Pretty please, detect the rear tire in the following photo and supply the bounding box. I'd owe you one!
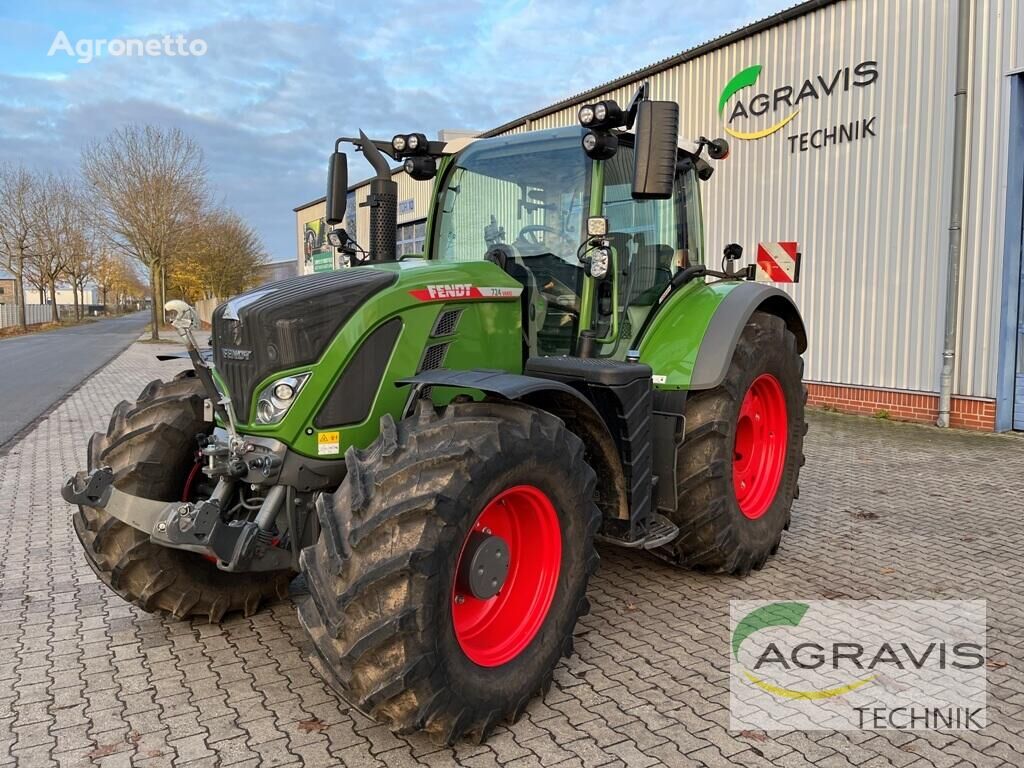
[665,312,806,575]
[72,373,293,622]
[298,401,600,743]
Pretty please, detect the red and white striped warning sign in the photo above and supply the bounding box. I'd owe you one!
[756,242,801,283]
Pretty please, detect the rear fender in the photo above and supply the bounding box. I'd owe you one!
[637,281,806,391]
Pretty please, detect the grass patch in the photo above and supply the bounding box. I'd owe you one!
[0,316,98,339]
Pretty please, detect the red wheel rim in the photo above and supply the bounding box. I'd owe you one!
[733,374,788,520]
[452,485,561,667]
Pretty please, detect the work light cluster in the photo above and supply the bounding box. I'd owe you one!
[391,133,428,156]
[578,99,626,159]
[392,133,438,180]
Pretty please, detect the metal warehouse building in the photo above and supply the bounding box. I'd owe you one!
[294,0,1024,432]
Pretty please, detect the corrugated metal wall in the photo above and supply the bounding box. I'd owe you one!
[295,0,1023,399]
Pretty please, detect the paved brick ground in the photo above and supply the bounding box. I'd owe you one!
[1,338,1022,767]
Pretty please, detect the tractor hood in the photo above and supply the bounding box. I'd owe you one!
[211,267,398,420]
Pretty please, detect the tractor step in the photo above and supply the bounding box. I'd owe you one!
[596,512,679,550]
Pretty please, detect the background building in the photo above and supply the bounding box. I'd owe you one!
[22,287,100,306]
[294,0,1024,432]
[0,271,15,304]
[256,259,297,286]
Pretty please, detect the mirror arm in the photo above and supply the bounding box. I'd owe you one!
[624,82,650,130]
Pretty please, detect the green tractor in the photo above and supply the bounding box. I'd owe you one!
[63,86,806,743]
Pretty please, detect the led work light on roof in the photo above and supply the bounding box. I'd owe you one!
[391,133,429,158]
[578,99,625,130]
[582,130,618,160]
[404,155,438,181]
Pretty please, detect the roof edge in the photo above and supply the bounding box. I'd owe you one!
[479,0,839,138]
[295,0,840,214]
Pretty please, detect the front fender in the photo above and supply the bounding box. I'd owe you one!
[637,281,806,391]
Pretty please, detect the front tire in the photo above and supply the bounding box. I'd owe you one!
[72,374,293,622]
[665,311,807,574]
[298,401,600,743]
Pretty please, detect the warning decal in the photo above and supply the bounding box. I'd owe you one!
[756,242,801,283]
[317,431,341,456]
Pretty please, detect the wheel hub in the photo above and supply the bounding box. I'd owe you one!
[456,531,510,600]
[452,485,562,667]
[733,373,789,520]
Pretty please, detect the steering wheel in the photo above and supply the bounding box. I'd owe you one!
[515,224,565,250]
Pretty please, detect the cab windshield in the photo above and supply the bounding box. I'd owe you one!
[434,126,589,265]
[433,127,589,354]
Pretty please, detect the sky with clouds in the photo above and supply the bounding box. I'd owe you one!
[0,0,793,261]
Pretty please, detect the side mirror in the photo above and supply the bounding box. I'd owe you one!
[326,151,348,225]
[632,100,679,200]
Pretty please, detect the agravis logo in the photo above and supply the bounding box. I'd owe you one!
[732,602,875,700]
[718,60,878,142]
[729,600,987,731]
[718,65,800,140]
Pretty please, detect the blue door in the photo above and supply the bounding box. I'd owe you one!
[1016,209,1024,429]
[1016,260,1024,429]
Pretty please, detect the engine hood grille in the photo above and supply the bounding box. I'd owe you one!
[211,267,397,421]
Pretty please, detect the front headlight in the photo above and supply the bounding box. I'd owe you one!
[255,373,310,424]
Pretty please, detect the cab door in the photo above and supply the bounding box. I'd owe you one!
[595,144,703,358]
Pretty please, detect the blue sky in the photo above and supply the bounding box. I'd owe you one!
[0,1,793,260]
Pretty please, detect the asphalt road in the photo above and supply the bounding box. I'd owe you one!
[0,311,150,448]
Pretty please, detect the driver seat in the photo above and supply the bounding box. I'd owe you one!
[485,247,547,358]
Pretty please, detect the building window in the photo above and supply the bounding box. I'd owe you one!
[345,192,356,235]
[397,219,426,256]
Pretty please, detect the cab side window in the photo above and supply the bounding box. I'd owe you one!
[600,144,702,356]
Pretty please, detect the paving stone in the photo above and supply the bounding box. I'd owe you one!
[2,328,1023,768]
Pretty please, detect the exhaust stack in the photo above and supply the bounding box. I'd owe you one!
[357,131,398,263]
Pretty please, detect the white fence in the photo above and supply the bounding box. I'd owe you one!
[0,303,76,329]
[195,298,223,326]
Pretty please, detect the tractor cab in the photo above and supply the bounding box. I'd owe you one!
[324,87,730,366]
[429,124,707,361]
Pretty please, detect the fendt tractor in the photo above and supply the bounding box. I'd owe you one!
[63,86,807,743]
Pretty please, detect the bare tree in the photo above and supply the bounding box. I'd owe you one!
[82,125,207,339]
[33,175,78,324]
[0,165,41,330]
[61,186,100,320]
